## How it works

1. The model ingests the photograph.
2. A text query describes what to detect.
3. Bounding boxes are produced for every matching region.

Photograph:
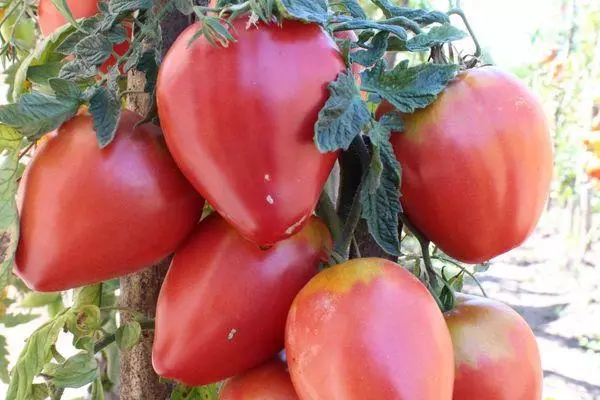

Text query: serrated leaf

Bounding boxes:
[372,0,449,25]
[333,19,407,41]
[116,321,141,351]
[0,335,9,383]
[55,30,88,55]
[42,352,98,388]
[406,25,467,52]
[361,132,402,256]
[88,86,121,148]
[0,313,41,328]
[20,293,62,309]
[107,24,128,44]
[73,34,113,66]
[0,125,22,290]
[0,91,80,139]
[276,0,328,24]
[171,383,219,400]
[123,44,143,72]
[74,285,102,307]
[6,310,73,400]
[30,384,50,400]
[59,60,97,81]
[50,0,79,30]
[26,62,64,87]
[361,60,458,114]
[49,78,82,100]
[174,0,194,15]
[336,0,367,18]
[350,31,389,67]
[379,111,404,132]
[315,72,370,153]
[136,50,159,93]
[109,0,152,13]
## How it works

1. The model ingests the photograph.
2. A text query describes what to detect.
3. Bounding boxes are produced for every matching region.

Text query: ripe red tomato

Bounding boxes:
[444,294,542,400]
[286,258,454,400]
[586,158,600,180]
[380,67,553,263]
[15,110,204,292]
[156,19,344,246]
[38,0,131,73]
[219,359,299,400]
[152,214,331,386]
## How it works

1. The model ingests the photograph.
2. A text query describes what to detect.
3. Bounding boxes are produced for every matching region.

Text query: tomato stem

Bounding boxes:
[317,191,342,244]
[93,319,155,353]
[448,8,482,65]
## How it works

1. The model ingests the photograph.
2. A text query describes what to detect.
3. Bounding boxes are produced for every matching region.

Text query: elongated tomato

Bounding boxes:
[219,359,299,400]
[381,67,553,263]
[156,19,344,246]
[152,214,331,386]
[445,294,542,400]
[15,110,204,291]
[286,258,454,400]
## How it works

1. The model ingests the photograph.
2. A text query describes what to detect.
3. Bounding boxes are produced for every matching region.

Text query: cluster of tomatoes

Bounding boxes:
[12,1,554,399]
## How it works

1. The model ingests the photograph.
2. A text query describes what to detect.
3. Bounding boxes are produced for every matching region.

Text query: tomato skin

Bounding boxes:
[444,294,542,400]
[152,214,331,386]
[586,158,600,180]
[15,111,204,292]
[285,258,454,400]
[219,359,299,400]
[156,19,344,246]
[38,0,131,73]
[380,67,553,263]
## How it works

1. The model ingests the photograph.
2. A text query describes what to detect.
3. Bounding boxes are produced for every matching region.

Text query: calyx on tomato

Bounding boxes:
[152,213,331,386]
[379,66,553,264]
[156,18,345,246]
[15,110,204,291]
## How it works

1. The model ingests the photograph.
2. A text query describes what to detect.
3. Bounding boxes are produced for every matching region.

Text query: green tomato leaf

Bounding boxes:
[107,23,128,44]
[42,352,98,388]
[275,0,328,24]
[0,125,22,290]
[55,30,88,55]
[109,0,153,13]
[174,0,195,15]
[333,19,407,41]
[0,335,9,383]
[361,60,458,114]
[171,383,220,400]
[20,293,62,309]
[73,34,113,66]
[315,71,371,153]
[0,91,80,140]
[74,285,102,308]
[91,376,105,400]
[30,384,51,400]
[371,0,449,25]
[361,125,402,256]
[88,86,121,148]
[116,321,141,351]
[59,59,97,81]
[49,78,82,100]
[350,31,389,68]
[49,0,80,30]
[334,0,367,19]
[26,62,64,87]
[406,25,467,52]
[68,305,102,337]
[6,310,73,400]
[137,50,159,93]
[1,313,41,328]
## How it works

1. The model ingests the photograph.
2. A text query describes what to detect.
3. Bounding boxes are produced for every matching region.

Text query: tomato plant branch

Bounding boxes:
[447,8,481,61]
[94,320,156,353]
[398,213,438,290]
[317,191,342,244]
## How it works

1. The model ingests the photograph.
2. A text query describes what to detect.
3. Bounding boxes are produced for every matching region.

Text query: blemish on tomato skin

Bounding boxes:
[227,328,238,341]
[285,214,309,235]
[266,195,275,205]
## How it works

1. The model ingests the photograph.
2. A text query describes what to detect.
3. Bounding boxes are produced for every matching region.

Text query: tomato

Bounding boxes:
[219,359,299,400]
[379,67,553,263]
[586,158,600,180]
[152,214,331,386]
[286,258,454,400]
[156,19,344,246]
[15,110,204,292]
[444,294,542,400]
[38,0,131,73]
[583,132,600,157]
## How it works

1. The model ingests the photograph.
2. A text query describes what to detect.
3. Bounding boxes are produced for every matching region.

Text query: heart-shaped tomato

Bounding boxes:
[152,213,331,386]
[156,19,345,246]
[15,110,204,291]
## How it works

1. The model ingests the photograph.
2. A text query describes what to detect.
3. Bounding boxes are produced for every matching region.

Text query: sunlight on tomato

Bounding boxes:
[219,359,299,400]
[286,258,454,400]
[15,110,204,291]
[379,66,553,264]
[152,214,331,386]
[444,294,542,400]
[156,19,344,246]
